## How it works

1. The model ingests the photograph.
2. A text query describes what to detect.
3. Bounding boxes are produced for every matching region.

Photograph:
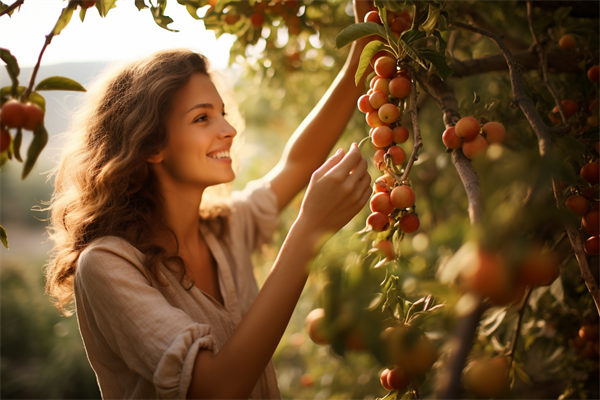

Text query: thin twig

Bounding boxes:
[0,0,24,17]
[23,34,52,102]
[400,68,423,183]
[507,287,532,363]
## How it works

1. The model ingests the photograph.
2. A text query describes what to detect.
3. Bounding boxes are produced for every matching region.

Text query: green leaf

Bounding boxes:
[553,6,572,24]
[1,85,25,102]
[581,126,600,140]
[35,76,86,92]
[421,4,440,37]
[96,0,118,18]
[0,48,20,97]
[151,0,179,32]
[514,363,533,385]
[419,48,453,80]
[336,22,388,49]
[399,36,427,69]
[376,0,404,12]
[355,41,388,86]
[27,91,46,113]
[401,29,425,45]
[433,30,447,53]
[0,224,8,249]
[437,13,448,31]
[135,0,149,11]
[22,123,48,180]
[0,1,16,16]
[13,128,22,162]
[79,6,87,22]
[376,6,399,49]
[473,91,481,105]
[52,5,75,36]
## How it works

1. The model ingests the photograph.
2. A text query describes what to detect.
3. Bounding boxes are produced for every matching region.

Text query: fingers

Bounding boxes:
[312,148,345,181]
[326,143,364,179]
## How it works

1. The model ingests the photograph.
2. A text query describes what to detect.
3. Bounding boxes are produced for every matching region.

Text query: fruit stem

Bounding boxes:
[0,0,24,17]
[399,68,423,183]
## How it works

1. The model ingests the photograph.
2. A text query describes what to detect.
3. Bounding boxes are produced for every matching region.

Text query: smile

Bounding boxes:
[207,150,230,159]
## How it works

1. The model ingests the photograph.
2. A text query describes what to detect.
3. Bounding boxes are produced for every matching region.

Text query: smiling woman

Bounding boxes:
[43,1,373,398]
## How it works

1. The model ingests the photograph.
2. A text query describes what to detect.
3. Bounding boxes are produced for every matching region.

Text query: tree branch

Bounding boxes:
[399,68,423,183]
[0,0,23,17]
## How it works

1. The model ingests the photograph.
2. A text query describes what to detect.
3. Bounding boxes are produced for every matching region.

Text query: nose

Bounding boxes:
[219,115,237,140]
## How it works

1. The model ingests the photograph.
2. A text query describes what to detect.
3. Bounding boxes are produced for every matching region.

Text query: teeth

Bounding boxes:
[208,150,230,159]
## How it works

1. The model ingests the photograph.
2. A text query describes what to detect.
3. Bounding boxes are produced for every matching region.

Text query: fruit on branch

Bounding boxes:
[365,10,382,25]
[462,135,488,160]
[367,212,390,232]
[305,308,329,345]
[462,250,512,305]
[390,185,415,209]
[0,128,11,153]
[376,240,395,261]
[387,145,406,166]
[378,103,399,123]
[463,357,510,399]
[358,95,375,113]
[22,102,45,131]
[580,160,599,185]
[558,34,577,50]
[250,13,265,27]
[399,213,419,233]
[481,122,506,144]
[374,149,386,171]
[388,76,411,99]
[374,173,395,193]
[374,57,397,79]
[370,192,395,215]
[588,116,599,127]
[373,78,390,95]
[380,369,394,391]
[372,126,394,148]
[366,111,387,128]
[552,99,579,119]
[224,13,240,25]
[392,126,409,144]
[386,367,410,391]
[442,126,462,150]
[371,51,392,68]
[579,324,599,342]
[398,10,412,24]
[565,194,589,216]
[584,236,599,255]
[582,210,599,236]
[1,99,26,129]
[454,117,480,141]
[369,91,389,109]
[588,66,600,83]
[390,17,409,34]
[517,248,560,287]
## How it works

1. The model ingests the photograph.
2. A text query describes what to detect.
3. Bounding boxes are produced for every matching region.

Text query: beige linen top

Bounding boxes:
[74,180,282,399]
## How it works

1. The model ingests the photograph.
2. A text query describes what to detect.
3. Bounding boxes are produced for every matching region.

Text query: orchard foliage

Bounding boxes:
[1,1,600,399]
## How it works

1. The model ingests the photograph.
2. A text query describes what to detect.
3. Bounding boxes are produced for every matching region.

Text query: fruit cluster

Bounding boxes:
[442,117,506,159]
[379,324,438,392]
[565,162,600,255]
[0,99,45,153]
[215,0,301,33]
[570,322,600,366]
[364,7,412,37]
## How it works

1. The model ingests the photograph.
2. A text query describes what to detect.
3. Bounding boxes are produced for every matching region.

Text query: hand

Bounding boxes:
[296,143,371,241]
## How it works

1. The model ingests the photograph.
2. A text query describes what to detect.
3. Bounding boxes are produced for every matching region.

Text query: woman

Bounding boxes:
[45,2,373,398]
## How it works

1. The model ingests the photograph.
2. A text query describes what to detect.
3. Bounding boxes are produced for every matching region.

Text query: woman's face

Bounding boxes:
[151,73,237,190]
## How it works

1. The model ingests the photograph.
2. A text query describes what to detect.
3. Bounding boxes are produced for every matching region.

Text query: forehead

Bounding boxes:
[173,73,223,110]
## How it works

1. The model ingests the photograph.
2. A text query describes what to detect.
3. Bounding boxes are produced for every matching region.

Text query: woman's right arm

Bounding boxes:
[187,143,371,399]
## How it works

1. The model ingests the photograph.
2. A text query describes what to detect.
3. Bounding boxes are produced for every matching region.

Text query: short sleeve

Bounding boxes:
[74,238,216,399]
[229,179,279,252]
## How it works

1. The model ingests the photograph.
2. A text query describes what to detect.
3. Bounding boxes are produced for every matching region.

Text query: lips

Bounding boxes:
[207,146,231,159]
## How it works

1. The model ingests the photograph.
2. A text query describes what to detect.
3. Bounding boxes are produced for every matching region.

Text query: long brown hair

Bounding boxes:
[45,49,241,316]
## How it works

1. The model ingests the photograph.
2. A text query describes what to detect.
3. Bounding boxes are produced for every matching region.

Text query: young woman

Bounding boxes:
[45,2,372,398]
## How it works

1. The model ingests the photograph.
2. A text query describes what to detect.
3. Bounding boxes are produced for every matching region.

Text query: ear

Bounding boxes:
[147,152,163,164]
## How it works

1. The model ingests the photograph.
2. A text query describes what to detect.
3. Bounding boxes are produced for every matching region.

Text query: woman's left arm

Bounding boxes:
[265,0,373,212]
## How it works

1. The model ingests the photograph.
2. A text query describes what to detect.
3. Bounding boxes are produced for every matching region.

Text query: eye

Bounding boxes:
[194,114,207,123]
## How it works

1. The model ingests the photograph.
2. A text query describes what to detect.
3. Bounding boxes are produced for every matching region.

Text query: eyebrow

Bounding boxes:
[185,103,225,114]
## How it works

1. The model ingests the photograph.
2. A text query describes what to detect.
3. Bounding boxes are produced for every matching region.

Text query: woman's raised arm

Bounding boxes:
[265,0,373,212]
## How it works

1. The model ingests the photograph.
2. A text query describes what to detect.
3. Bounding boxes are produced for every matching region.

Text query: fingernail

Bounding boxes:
[336,148,343,155]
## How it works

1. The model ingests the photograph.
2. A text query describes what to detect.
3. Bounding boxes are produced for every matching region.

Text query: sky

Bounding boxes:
[0,0,236,68]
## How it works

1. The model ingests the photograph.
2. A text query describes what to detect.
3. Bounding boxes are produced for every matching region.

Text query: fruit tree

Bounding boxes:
[1,1,599,399]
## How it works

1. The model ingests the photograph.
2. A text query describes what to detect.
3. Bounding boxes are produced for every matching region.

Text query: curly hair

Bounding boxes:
[45,49,242,316]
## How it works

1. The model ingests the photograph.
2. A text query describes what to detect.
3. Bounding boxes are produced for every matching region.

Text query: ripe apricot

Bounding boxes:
[367,212,390,231]
[399,213,419,233]
[454,117,480,141]
[518,250,560,287]
[462,135,488,160]
[388,146,406,166]
[584,236,599,255]
[402,335,438,375]
[1,99,26,128]
[250,13,264,27]
[398,10,411,23]
[588,116,599,127]
[378,103,399,124]
[364,10,382,24]
[390,185,415,209]
[388,76,411,99]
[370,75,380,89]
[390,17,409,34]
[583,210,600,236]
[588,66,600,83]
[366,111,386,128]
[0,128,10,153]
[372,126,394,148]
[463,357,509,399]
[442,126,462,149]
[370,192,395,215]
[580,160,599,185]
[462,250,512,304]
[358,95,375,114]
[375,173,395,192]
[579,324,599,342]
[369,91,389,110]
[393,126,409,144]
[481,121,506,144]
[387,367,410,391]
[370,51,392,68]
[373,149,386,171]
[373,78,390,95]
[374,57,397,79]
[305,308,329,345]
[22,102,44,131]
[374,179,389,193]
[224,13,240,24]
[380,369,394,391]
[376,240,395,261]
[558,34,576,50]
[553,99,579,119]
[565,194,589,216]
